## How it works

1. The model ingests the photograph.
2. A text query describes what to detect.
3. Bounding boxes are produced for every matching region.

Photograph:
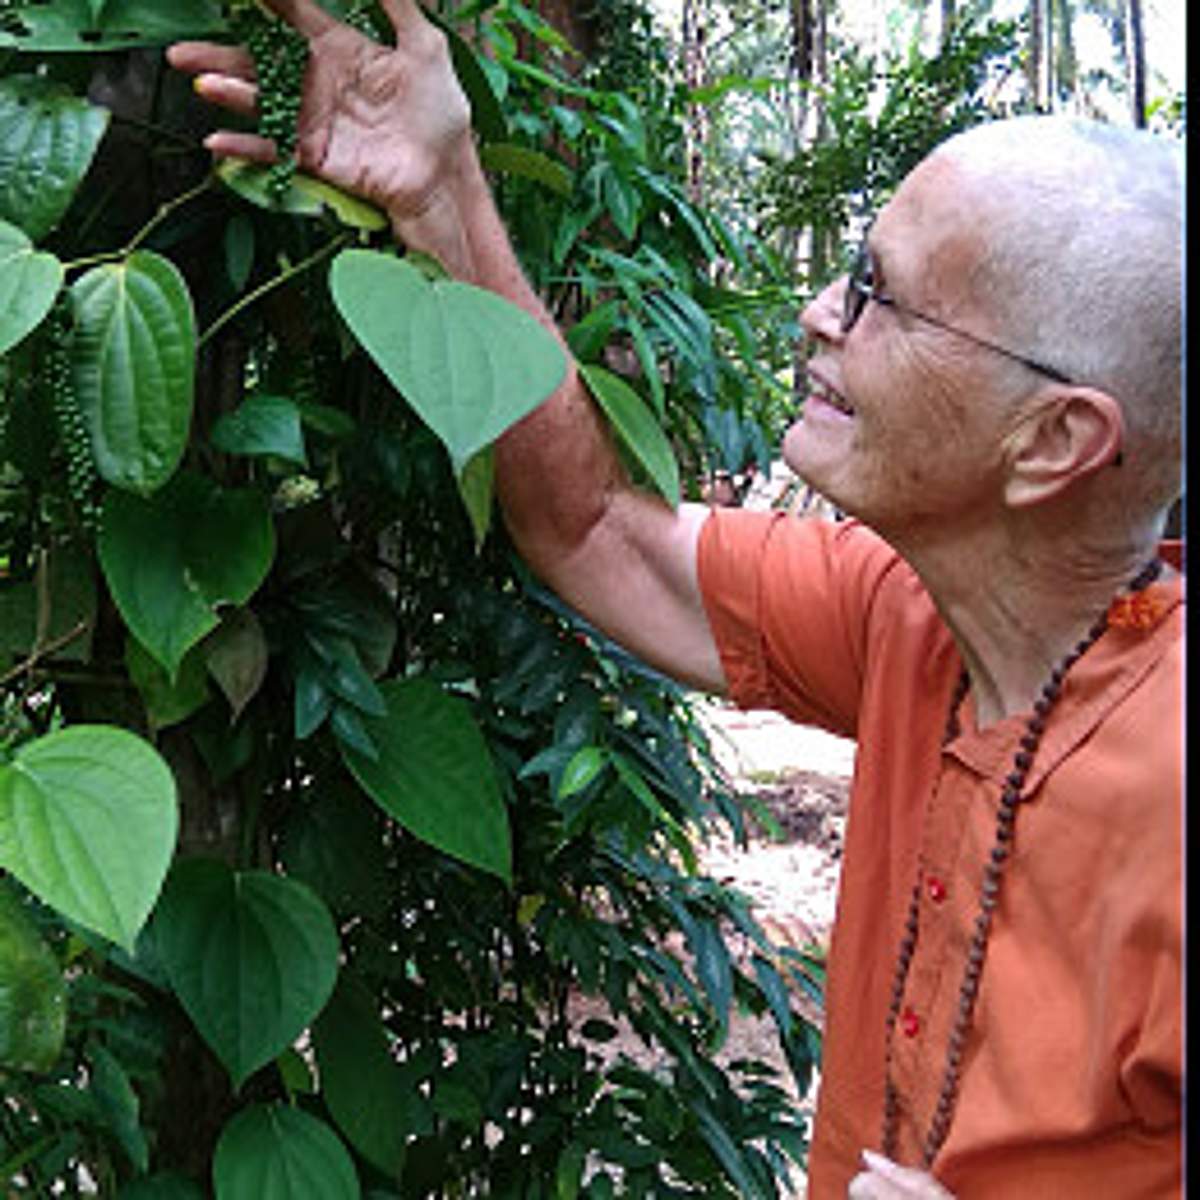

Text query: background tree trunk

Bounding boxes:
[1052,0,1076,104]
[682,0,709,203]
[1026,0,1044,108]
[789,0,814,83]
[1126,0,1147,126]
[941,0,957,47]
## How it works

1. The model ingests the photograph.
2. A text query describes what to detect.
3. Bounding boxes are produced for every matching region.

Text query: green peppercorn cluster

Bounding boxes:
[343,2,386,42]
[0,0,29,37]
[231,3,309,204]
[40,297,99,529]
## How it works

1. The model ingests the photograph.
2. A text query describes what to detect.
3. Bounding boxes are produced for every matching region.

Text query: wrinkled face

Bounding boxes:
[783,155,1029,540]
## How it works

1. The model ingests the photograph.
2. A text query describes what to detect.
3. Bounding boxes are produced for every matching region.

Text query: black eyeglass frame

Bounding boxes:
[841,239,1075,386]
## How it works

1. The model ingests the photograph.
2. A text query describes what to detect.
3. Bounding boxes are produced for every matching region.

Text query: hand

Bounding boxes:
[847,1150,956,1199]
[167,0,474,247]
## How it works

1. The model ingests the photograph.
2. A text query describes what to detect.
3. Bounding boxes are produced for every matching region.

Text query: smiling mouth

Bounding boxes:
[804,375,856,416]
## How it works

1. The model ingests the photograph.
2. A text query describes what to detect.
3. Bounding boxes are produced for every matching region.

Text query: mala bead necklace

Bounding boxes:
[881,557,1165,1167]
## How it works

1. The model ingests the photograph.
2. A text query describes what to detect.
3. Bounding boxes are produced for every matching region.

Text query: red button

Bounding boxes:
[901,1007,921,1038]
[927,876,947,903]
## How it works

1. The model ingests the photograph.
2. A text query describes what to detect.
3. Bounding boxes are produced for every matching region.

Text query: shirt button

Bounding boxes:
[927,875,948,903]
[901,1007,921,1038]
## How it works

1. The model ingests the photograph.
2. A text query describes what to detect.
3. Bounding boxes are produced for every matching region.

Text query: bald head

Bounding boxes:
[928,116,1183,511]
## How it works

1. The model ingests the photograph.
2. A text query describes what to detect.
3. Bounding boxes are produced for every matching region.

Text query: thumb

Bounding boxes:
[860,1151,955,1198]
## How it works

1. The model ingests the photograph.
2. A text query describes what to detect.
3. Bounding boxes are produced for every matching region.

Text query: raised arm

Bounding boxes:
[167,0,726,692]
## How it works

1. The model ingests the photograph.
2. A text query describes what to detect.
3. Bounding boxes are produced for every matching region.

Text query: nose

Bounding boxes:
[800,275,848,346]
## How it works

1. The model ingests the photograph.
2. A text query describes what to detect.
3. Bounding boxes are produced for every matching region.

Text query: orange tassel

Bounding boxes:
[1107,587,1169,631]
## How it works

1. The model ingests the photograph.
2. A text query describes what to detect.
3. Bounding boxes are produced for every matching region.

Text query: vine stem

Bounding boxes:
[0,621,91,690]
[197,231,354,349]
[61,174,216,274]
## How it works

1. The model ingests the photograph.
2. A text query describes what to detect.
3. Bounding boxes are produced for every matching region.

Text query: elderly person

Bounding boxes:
[170,2,1183,1194]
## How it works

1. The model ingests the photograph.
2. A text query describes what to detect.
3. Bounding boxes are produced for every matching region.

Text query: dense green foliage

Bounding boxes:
[0,1,818,1196]
[752,16,1026,281]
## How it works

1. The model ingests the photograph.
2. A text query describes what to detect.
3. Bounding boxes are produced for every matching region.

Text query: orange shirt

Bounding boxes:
[697,511,1183,1198]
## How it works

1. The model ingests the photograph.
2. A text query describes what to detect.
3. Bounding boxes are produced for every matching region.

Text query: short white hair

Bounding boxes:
[934,116,1183,508]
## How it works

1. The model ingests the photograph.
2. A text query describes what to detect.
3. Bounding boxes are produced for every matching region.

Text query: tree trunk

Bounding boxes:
[941,0,956,47]
[1043,0,1055,105]
[681,0,708,204]
[792,0,832,407]
[1126,0,1147,127]
[789,0,814,82]
[1026,0,1044,108]
[1052,0,1076,106]
[784,0,815,188]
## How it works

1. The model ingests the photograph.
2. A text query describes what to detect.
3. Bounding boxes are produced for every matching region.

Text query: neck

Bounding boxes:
[899,522,1161,728]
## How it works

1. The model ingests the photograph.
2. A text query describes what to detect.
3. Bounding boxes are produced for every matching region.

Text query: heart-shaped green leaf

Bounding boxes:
[0,879,66,1073]
[213,1104,357,1200]
[0,76,110,240]
[580,364,680,506]
[72,250,196,494]
[210,394,307,466]
[125,637,211,731]
[280,787,390,920]
[98,472,275,680]
[0,0,222,50]
[329,250,566,472]
[313,974,427,1176]
[204,609,268,724]
[0,219,62,355]
[153,860,339,1089]
[456,445,495,549]
[341,677,511,883]
[0,726,178,951]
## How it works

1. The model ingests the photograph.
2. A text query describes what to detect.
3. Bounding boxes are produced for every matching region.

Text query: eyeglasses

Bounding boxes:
[841,239,1074,385]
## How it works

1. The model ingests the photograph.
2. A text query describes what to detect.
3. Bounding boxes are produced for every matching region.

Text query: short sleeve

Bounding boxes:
[696,511,903,737]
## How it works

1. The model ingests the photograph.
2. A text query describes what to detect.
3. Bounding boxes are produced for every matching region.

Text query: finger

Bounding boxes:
[193,72,259,118]
[203,133,280,165]
[377,0,430,34]
[167,41,256,81]
[257,0,339,38]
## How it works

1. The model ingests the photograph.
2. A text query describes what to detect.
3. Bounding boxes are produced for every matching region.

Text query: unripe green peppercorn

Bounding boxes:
[230,3,309,204]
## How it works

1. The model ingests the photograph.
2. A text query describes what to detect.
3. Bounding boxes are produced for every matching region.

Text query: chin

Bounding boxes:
[782,425,843,504]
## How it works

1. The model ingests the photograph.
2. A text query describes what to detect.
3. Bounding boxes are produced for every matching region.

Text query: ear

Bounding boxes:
[1003,387,1125,508]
